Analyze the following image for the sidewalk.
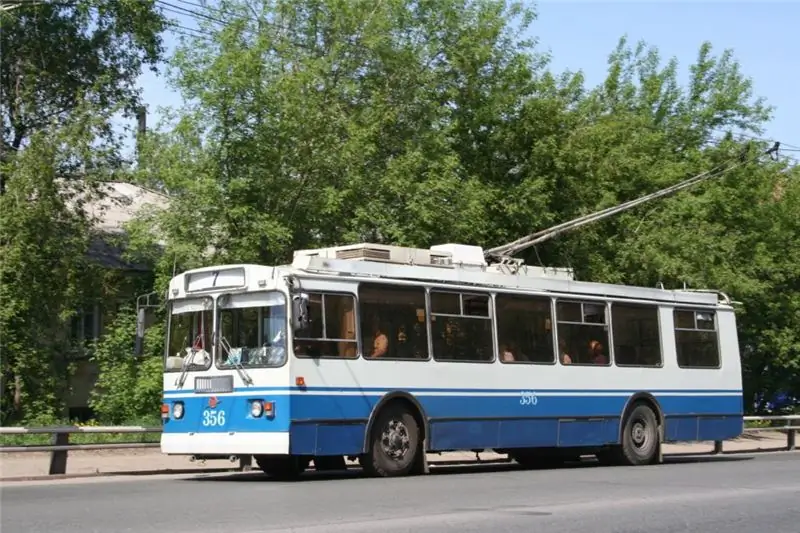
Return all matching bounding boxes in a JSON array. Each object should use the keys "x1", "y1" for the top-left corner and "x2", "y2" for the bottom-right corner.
[{"x1": 0, "y1": 432, "x2": 791, "y2": 481}]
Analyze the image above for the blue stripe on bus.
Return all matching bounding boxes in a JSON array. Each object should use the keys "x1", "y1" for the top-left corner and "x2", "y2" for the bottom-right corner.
[
  {"x1": 162, "y1": 392, "x2": 743, "y2": 453},
  {"x1": 163, "y1": 386, "x2": 743, "y2": 396}
]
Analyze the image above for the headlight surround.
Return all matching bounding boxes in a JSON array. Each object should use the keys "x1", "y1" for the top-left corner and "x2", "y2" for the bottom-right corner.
[
  {"x1": 250, "y1": 400, "x2": 264, "y2": 418},
  {"x1": 172, "y1": 401, "x2": 184, "y2": 419}
]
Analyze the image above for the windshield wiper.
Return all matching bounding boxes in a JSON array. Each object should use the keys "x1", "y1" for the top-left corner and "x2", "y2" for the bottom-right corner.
[
  {"x1": 175, "y1": 335, "x2": 208, "y2": 388},
  {"x1": 219, "y1": 335, "x2": 254, "y2": 386}
]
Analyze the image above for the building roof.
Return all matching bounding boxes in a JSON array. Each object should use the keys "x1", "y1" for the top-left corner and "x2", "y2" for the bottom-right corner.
[
  {"x1": 82, "y1": 181, "x2": 170, "y2": 271},
  {"x1": 87, "y1": 181, "x2": 170, "y2": 234}
]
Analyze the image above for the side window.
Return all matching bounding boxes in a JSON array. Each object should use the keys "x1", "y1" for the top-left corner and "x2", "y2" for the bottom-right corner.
[
  {"x1": 495, "y1": 293, "x2": 554, "y2": 364},
  {"x1": 294, "y1": 292, "x2": 357, "y2": 359},
  {"x1": 611, "y1": 303, "x2": 662, "y2": 367},
  {"x1": 359, "y1": 283, "x2": 428, "y2": 360},
  {"x1": 674, "y1": 309, "x2": 719, "y2": 368},
  {"x1": 556, "y1": 300, "x2": 610, "y2": 366},
  {"x1": 430, "y1": 291, "x2": 493, "y2": 362}
]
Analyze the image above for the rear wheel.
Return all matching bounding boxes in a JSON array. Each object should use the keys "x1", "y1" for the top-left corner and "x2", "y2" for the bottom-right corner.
[
  {"x1": 617, "y1": 404, "x2": 660, "y2": 466},
  {"x1": 361, "y1": 404, "x2": 420, "y2": 477},
  {"x1": 254, "y1": 454, "x2": 311, "y2": 480}
]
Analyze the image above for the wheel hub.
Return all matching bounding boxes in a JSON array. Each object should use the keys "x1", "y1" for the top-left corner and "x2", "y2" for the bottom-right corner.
[
  {"x1": 381, "y1": 419, "x2": 410, "y2": 460},
  {"x1": 632, "y1": 421, "x2": 648, "y2": 447}
]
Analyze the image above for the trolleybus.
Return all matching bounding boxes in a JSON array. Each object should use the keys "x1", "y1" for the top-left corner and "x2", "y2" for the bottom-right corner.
[{"x1": 160, "y1": 242, "x2": 743, "y2": 478}]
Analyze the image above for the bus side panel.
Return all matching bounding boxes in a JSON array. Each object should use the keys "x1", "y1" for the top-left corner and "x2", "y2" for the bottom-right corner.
[
  {"x1": 497, "y1": 419, "x2": 560, "y2": 448},
  {"x1": 662, "y1": 415, "x2": 743, "y2": 442},
  {"x1": 284, "y1": 388, "x2": 744, "y2": 455},
  {"x1": 288, "y1": 392, "x2": 378, "y2": 455},
  {"x1": 423, "y1": 393, "x2": 625, "y2": 450},
  {"x1": 289, "y1": 421, "x2": 367, "y2": 456},
  {"x1": 659, "y1": 392, "x2": 743, "y2": 443}
]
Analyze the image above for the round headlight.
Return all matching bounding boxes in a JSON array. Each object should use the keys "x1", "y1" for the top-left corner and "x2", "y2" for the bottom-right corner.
[
  {"x1": 172, "y1": 402, "x2": 184, "y2": 419},
  {"x1": 250, "y1": 400, "x2": 264, "y2": 418}
]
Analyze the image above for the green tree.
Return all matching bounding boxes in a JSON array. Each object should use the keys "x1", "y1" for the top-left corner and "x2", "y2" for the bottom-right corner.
[
  {"x1": 129, "y1": 0, "x2": 558, "y2": 273},
  {"x1": 0, "y1": 107, "x2": 113, "y2": 423},
  {"x1": 1, "y1": 0, "x2": 166, "y2": 191},
  {"x1": 89, "y1": 305, "x2": 165, "y2": 424},
  {"x1": 518, "y1": 38, "x2": 796, "y2": 410},
  {"x1": 123, "y1": 3, "x2": 797, "y2": 415},
  {"x1": 0, "y1": 0, "x2": 167, "y2": 422}
]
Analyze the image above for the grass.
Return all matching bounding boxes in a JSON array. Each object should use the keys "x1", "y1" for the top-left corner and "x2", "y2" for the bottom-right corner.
[{"x1": 0, "y1": 417, "x2": 162, "y2": 447}]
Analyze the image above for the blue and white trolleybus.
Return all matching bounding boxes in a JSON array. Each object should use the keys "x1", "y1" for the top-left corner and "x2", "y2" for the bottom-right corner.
[{"x1": 160, "y1": 242, "x2": 743, "y2": 478}]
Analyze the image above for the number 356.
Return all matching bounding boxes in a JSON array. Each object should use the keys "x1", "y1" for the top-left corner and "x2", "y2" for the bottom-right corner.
[
  {"x1": 519, "y1": 391, "x2": 538, "y2": 406},
  {"x1": 202, "y1": 409, "x2": 225, "y2": 426}
]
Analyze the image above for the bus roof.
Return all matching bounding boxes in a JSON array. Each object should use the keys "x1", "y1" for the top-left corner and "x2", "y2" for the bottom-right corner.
[{"x1": 289, "y1": 242, "x2": 730, "y2": 307}]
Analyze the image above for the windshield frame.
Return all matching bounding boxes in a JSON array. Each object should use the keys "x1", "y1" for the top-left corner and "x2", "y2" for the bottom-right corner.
[
  {"x1": 214, "y1": 290, "x2": 289, "y2": 370},
  {"x1": 164, "y1": 296, "x2": 214, "y2": 373}
]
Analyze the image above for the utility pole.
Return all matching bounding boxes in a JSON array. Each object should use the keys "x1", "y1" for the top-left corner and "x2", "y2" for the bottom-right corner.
[{"x1": 135, "y1": 106, "x2": 147, "y2": 168}]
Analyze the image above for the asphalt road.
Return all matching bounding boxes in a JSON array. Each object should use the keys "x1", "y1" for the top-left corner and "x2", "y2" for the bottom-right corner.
[{"x1": 2, "y1": 453, "x2": 799, "y2": 533}]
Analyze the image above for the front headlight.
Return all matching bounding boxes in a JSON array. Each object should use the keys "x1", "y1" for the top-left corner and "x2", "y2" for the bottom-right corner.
[
  {"x1": 250, "y1": 400, "x2": 264, "y2": 418},
  {"x1": 172, "y1": 401, "x2": 184, "y2": 419}
]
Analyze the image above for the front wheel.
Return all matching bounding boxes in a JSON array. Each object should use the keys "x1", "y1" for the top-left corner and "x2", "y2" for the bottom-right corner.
[
  {"x1": 617, "y1": 404, "x2": 660, "y2": 466},
  {"x1": 361, "y1": 404, "x2": 420, "y2": 477}
]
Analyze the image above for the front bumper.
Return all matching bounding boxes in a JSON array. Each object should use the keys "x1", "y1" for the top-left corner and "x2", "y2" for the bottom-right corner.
[{"x1": 160, "y1": 431, "x2": 290, "y2": 455}]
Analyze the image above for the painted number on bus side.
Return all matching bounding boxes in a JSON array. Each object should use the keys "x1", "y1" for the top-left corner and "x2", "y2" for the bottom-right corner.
[
  {"x1": 202, "y1": 409, "x2": 226, "y2": 427},
  {"x1": 519, "y1": 390, "x2": 538, "y2": 406}
]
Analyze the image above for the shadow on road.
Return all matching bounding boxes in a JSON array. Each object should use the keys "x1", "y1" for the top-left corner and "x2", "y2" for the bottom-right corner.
[{"x1": 181, "y1": 453, "x2": 755, "y2": 484}]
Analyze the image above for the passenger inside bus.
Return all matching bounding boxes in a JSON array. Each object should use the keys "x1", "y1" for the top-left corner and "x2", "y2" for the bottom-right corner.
[
  {"x1": 589, "y1": 340, "x2": 607, "y2": 365},
  {"x1": 369, "y1": 319, "x2": 389, "y2": 358},
  {"x1": 499, "y1": 342, "x2": 515, "y2": 362},
  {"x1": 559, "y1": 339, "x2": 572, "y2": 364}
]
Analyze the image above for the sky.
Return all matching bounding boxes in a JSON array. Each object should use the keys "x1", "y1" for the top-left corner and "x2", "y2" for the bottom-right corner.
[{"x1": 123, "y1": 0, "x2": 800, "y2": 158}]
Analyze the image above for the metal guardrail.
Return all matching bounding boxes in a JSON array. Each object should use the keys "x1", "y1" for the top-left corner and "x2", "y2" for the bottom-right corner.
[
  {"x1": 1, "y1": 416, "x2": 797, "y2": 476},
  {"x1": 0, "y1": 425, "x2": 253, "y2": 475},
  {"x1": 710, "y1": 415, "x2": 799, "y2": 454}
]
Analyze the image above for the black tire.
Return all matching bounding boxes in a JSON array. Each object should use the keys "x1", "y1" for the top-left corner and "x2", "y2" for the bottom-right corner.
[
  {"x1": 254, "y1": 455, "x2": 310, "y2": 480},
  {"x1": 617, "y1": 403, "x2": 660, "y2": 466},
  {"x1": 361, "y1": 403, "x2": 420, "y2": 477}
]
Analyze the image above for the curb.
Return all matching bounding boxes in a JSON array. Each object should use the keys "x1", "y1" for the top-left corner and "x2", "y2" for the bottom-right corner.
[
  {"x1": 0, "y1": 466, "x2": 241, "y2": 483},
  {"x1": 2, "y1": 446, "x2": 795, "y2": 483}
]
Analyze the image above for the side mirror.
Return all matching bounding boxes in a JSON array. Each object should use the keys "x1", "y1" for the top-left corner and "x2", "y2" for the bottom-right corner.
[
  {"x1": 134, "y1": 307, "x2": 146, "y2": 356},
  {"x1": 291, "y1": 293, "x2": 310, "y2": 331}
]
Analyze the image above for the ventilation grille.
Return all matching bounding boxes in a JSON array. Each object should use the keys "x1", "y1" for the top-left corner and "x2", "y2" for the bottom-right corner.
[
  {"x1": 194, "y1": 375, "x2": 234, "y2": 394},
  {"x1": 336, "y1": 247, "x2": 392, "y2": 261}
]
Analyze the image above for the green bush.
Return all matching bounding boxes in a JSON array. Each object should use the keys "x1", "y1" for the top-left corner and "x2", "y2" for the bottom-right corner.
[{"x1": 89, "y1": 306, "x2": 166, "y2": 424}]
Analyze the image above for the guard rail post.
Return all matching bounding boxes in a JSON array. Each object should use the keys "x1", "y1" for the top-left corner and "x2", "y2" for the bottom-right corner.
[
  {"x1": 789, "y1": 420, "x2": 796, "y2": 451},
  {"x1": 49, "y1": 432, "x2": 69, "y2": 475},
  {"x1": 712, "y1": 440, "x2": 723, "y2": 454}
]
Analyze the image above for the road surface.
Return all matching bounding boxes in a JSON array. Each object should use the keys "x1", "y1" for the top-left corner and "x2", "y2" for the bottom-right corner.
[{"x1": 2, "y1": 453, "x2": 799, "y2": 533}]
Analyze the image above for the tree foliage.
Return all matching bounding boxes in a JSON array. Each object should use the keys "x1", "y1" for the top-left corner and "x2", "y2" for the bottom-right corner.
[
  {"x1": 0, "y1": 109, "x2": 108, "y2": 423},
  {"x1": 0, "y1": 0, "x2": 166, "y2": 191},
  {"x1": 5, "y1": 0, "x2": 796, "y2": 420},
  {"x1": 0, "y1": 0, "x2": 166, "y2": 422},
  {"x1": 120, "y1": 0, "x2": 799, "y2": 415},
  {"x1": 89, "y1": 305, "x2": 165, "y2": 424}
]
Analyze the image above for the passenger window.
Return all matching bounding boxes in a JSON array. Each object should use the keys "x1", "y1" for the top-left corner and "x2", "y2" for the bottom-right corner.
[
  {"x1": 430, "y1": 291, "x2": 493, "y2": 362},
  {"x1": 556, "y1": 300, "x2": 610, "y2": 366},
  {"x1": 358, "y1": 283, "x2": 429, "y2": 360},
  {"x1": 294, "y1": 293, "x2": 357, "y2": 359},
  {"x1": 495, "y1": 294, "x2": 554, "y2": 364},
  {"x1": 674, "y1": 309, "x2": 720, "y2": 368},
  {"x1": 611, "y1": 303, "x2": 662, "y2": 367}
]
